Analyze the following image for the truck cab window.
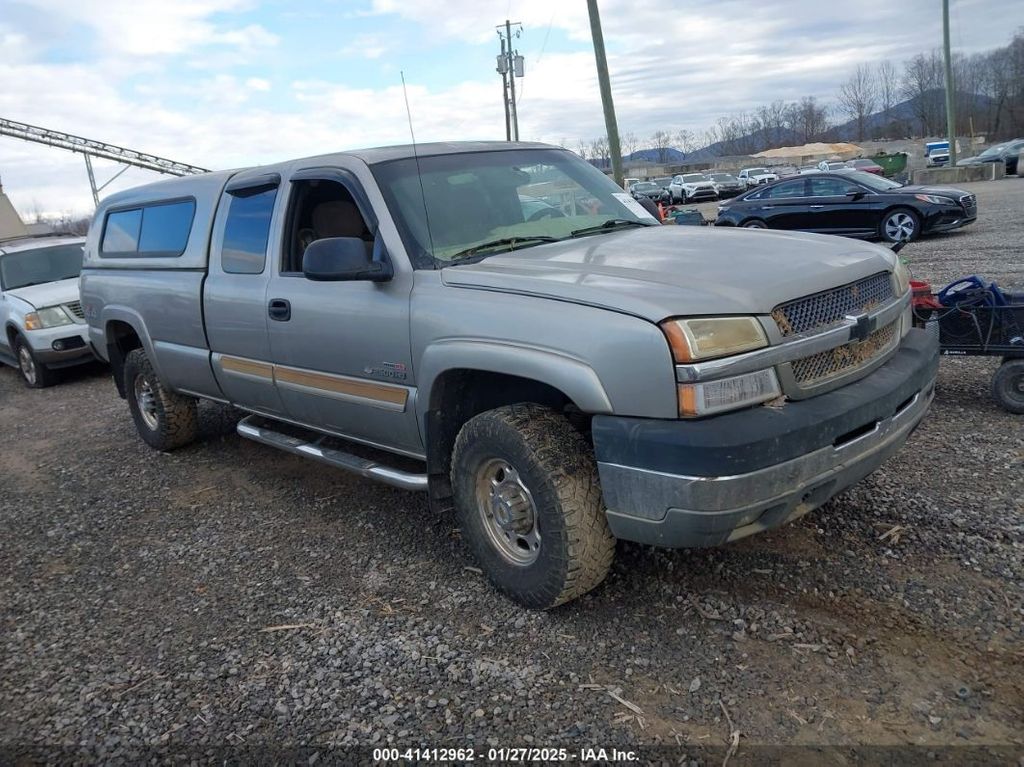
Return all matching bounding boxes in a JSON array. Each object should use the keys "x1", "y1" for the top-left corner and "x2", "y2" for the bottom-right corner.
[
  {"x1": 222, "y1": 186, "x2": 277, "y2": 275},
  {"x1": 283, "y1": 179, "x2": 373, "y2": 274}
]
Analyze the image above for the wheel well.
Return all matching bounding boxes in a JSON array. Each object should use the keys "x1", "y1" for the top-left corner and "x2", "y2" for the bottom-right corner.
[
  {"x1": 106, "y1": 320, "x2": 143, "y2": 398},
  {"x1": 882, "y1": 205, "x2": 918, "y2": 220},
  {"x1": 5, "y1": 324, "x2": 20, "y2": 349},
  {"x1": 424, "y1": 369, "x2": 584, "y2": 514}
]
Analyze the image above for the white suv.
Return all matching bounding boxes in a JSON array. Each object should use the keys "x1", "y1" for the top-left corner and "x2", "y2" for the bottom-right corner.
[
  {"x1": 737, "y1": 167, "x2": 778, "y2": 189},
  {"x1": 0, "y1": 235, "x2": 93, "y2": 387}
]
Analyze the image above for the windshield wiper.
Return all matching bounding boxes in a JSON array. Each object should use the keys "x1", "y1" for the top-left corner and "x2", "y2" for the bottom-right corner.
[
  {"x1": 570, "y1": 218, "x2": 656, "y2": 238},
  {"x1": 446, "y1": 235, "x2": 561, "y2": 264}
]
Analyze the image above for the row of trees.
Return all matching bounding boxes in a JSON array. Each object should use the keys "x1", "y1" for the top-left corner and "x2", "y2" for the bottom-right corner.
[{"x1": 575, "y1": 28, "x2": 1024, "y2": 163}]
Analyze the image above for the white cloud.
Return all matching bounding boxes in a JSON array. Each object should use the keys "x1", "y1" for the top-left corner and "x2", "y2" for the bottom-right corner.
[{"x1": 12, "y1": 0, "x2": 277, "y2": 57}]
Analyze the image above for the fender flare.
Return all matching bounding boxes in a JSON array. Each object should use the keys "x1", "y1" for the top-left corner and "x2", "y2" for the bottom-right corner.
[
  {"x1": 99, "y1": 305, "x2": 163, "y2": 383},
  {"x1": 417, "y1": 338, "x2": 614, "y2": 429}
]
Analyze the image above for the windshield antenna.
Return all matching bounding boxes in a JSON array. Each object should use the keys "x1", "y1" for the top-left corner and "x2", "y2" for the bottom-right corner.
[{"x1": 400, "y1": 71, "x2": 436, "y2": 261}]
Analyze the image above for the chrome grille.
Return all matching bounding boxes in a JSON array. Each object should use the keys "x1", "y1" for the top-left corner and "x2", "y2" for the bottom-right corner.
[
  {"x1": 792, "y1": 320, "x2": 899, "y2": 385},
  {"x1": 64, "y1": 300, "x2": 85, "y2": 320},
  {"x1": 959, "y1": 194, "x2": 976, "y2": 210},
  {"x1": 772, "y1": 272, "x2": 894, "y2": 337}
]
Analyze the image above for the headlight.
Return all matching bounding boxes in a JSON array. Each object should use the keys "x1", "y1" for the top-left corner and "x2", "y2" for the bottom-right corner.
[
  {"x1": 677, "y1": 368, "x2": 781, "y2": 417},
  {"x1": 892, "y1": 260, "x2": 911, "y2": 296},
  {"x1": 914, "y1": 194, "x2": 955, "y2": 205},
  {"x1": 23, "y1": 306, "x2": 73, "y2": 330},
  {"x1": 661, "y1": 316, "x2": 768, "y2": 362}
]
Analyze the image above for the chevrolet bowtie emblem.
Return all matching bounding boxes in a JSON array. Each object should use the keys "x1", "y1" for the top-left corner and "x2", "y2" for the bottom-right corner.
[{"x1": 846, "y1": 313, "x2": 874, "y2": 343}]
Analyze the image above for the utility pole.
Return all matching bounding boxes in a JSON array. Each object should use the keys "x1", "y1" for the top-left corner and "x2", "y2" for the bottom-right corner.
[
  {"x1": 497, "y1": 36, "x2": 511, "y2": 141},
  {"x1": 586, "y1": 0, "x2": 623, "y2": 186},
  {"x1": 942, "y1": 0, "x2": 957, "y2": 165},
  {"x1": 496, "y1": 21, "x2": 523, "y2": 141}
]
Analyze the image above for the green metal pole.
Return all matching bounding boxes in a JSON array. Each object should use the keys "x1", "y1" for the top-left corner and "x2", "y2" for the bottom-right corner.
[
  {"x1": 942, "y1": 0, "x2": 957, "y2": 165},
  {"x1": 586, "y1": 0, "x2": 623, "y2": 186}
]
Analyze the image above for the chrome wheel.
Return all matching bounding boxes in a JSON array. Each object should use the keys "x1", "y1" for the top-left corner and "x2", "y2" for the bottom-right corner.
[
  {"x1": 18, "y1": 344, "x2": 36, "y2": 386},
  {"x1": 884, "y1": 211, "x2": 917, "y2": 241},
  {"x1": 474, "y1": 458, "x2": 540, "y2": 566},
  {"x1": 134, "y1": 374, "x2": 159, "y2": 430},
  {"x1": 742, "y1": 220, "x2": 766, "y2": 229}
]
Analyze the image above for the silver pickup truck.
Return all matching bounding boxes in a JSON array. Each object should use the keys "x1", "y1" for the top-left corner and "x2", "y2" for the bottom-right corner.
[{"x1": 80, "y1": 141, "x2": 938, "y2": 608}]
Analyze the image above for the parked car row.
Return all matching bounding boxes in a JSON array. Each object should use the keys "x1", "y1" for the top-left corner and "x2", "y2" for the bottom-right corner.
[{"x1": 629, "y1": 158, "x2": 891, "y2": 204}]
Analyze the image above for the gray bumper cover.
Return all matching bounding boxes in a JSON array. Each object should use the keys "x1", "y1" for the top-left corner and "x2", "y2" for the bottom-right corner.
[{"x1": 595, "y1": 329, "x2": 938, "y2": 548}]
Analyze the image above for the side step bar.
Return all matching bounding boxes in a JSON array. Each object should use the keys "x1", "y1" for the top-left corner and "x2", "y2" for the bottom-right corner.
[{"x1": 236, "y1": 416, "x2": 428, "y2": 492}]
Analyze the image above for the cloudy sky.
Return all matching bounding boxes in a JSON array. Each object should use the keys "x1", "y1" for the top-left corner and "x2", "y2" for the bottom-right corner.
[{"x1": 0, "y1": 0, "x2": 1014, "y2": 217}]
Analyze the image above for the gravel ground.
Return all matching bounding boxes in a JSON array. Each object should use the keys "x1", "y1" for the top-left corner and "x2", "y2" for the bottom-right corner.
[{"x1": 1, "y1": 179, "x2": 1022, "y2": 762}]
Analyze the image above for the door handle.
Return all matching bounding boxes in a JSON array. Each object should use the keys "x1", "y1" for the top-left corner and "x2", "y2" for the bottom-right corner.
[
  {"x1": 268, "y1": 298, "x2": 291, "y2": 322},
  {"x1": 809, "y1": 204, "x2": 824, "y2": 208},
  {"x1": 761, "y1": 205, "x2": 775, "y2": 210}
]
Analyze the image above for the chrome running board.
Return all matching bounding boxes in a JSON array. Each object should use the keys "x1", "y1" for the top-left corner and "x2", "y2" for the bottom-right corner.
[{"x1": 236, "y1": 415, "x2": 428, "y2": 492}]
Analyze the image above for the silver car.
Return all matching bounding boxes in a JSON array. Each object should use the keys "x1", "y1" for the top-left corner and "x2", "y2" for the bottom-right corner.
[{"x1": 0, "y1": 235, "x2": 92, "y2": 387}]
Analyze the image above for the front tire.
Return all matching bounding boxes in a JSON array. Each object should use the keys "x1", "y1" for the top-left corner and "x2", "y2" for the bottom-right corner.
[
  {"x1": 15, "y1": 336, "x2": 57, "y2": 389},
  {"x1": 451, "y1": 404, "x2": 615, "y2": 609},
  {"x1": 880, "y1": 208, "x2": 920, "y2": 242},
  {"x1": 992, "y1": 359, "x2": 1024, "y2": 414},
  {"x1": 742, "y1": 219, "x2": 767, "y2": 229},
  {"x1": 123, "y1": 348, "x2": 199, "y2": 450}
]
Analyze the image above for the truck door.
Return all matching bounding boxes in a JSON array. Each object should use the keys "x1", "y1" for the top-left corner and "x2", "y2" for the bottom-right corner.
[
  {"x1": 264, "y1": 165, "x2": 421, "y2": 456},
  {"x1": 204, "y1": 170, "x2": 288, "y2": 416}
]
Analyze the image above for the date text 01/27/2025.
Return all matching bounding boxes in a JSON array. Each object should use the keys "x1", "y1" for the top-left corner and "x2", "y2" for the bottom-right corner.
[{"x1": 372, "y1": 746, "x2": 638, "y2": 762}]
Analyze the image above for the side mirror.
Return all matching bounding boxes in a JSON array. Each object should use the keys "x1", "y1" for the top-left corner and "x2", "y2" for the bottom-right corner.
[
  {"x1": 303, "y1": 237, "x2": 392, "y2": 282},
  {"x1": 846, "y1": 190, "x2": 866, "y2": 200}
]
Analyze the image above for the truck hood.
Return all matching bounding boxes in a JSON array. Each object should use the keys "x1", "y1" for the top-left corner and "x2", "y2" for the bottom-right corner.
[
  {"x1": 4, "y1": 278, "x2": 80, "y2": 309},
  {"x1": 441, "y1": 227, "x2": 897, "y2": 322}
]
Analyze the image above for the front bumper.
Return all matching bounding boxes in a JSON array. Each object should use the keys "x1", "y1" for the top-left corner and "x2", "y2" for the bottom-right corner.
[
  {"x1": 592, "y1": 328, "x2": 938, "y2": 548},
  {"x1": 25, "y1": 324, "x2": 94, "y2": 367},
  {"x1": 923, "y1": 204, "x2": 977, "y2": 234}
]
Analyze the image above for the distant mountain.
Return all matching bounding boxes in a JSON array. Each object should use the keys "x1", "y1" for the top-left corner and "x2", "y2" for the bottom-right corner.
[{"x1": 623, "y1": 147, "x2": 688, "y2": 164}]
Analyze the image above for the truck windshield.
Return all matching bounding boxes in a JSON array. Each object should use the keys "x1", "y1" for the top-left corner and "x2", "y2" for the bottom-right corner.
[
  {"x1": 371, "y1": 148, "x2": 656, "y2": 268},
  {"x1": 0, "y1": 243, "x2": 84, "y2": 290}
]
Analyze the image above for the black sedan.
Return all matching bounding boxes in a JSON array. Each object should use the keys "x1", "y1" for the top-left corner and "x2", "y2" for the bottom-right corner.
[
  {"x1": 714, "y1": 171, "x2": 977, "y2": 242},
  {"x1": 630, "y1": 181, "x2": 670, "y2": 204}
]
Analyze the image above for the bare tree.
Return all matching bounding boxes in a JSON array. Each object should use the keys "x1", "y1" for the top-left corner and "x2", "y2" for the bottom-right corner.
[
  {"x1": 620, "y1": 131, "x2": 639, "y2": 161},
  {"x1": 784, "y1": 97, "x2": 830, "y2": 144},
  {"x1": 648, "y1": 130, "x2": 674, "y2": 163},
  {"x1": 838, "y1": 64, "x2": 878, "y2": 141},
  {"x1": 589, "y1": 136, "x2": 610, "y2": 168},
  {"x1": 576, "y1": 139, "x2": 589, "y2": 161},
  {"x1": 901, "y1": 51, "x2": 945, "y2": 136},
  {"x1": 755, "y1": 100, "x2": 789, "y2": 149},
  {"x1": 674, "y1": 129, "x2": 696, "y2": 155},
  {"x1": 876, "y1": 60, "x2": 899, "y2": 137}
]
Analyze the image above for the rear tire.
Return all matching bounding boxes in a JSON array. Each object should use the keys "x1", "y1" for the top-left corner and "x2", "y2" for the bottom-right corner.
[
  {"x1": 15, "y1": 336, "x2": 57, "y2": 389},
  {"x1": 992, "y1": 359, "x2": 1024, "y2": 414},
  {"x1": 123, "y1": 348, "x2": 199, "y2": 450},
  {"x1": 450, "y1": 404, "x2": 615, "y2": 609}
]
